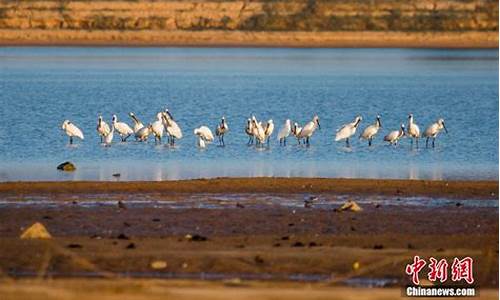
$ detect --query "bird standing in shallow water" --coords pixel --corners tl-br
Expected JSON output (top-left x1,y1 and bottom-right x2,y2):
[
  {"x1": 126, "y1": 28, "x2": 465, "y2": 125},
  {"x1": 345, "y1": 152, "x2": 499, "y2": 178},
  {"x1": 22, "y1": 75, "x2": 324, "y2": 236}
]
[
  {"x1": 162, "y1": 109, "x2": 183, "y2": 146},
  {"x1": 112, "y1": 115, "x2": 133, "y2": 142},
  {"x1": 384, "y1": 124, "x2": 405, "y2": 145},
  {"x1": 277, "y1": 119, "x2": 291, "y2": 146},
  {"x1": 335, "y1": 116, "x2": 362, "y2": 147},
  {"x1": 104, "y1": 123, "x2": 114, "y2": 146},
  {"x1": 264, "y1": 119, "x2": 274, "y2": 145},
  {"x1": 215, "y1": 116, "x2": 229, "y2": 146},
  {"x1": 252, "y1": 118, "x2": 266, "y2": 147},
  {"x1": 151, "y1": 112, "x2": 165, "y2": 144},
  {"x1": 194, "y1": 126, "x2": 214, "y2": 148},
  {"x1": 62, "y1": 120, "x2": 84, "y2": 144},
  {"x1": 423, "y1": 118, "x2": 448, "y2": 148},
  {"x1": 291, "y1": 122, "x2": 303, "y2": 144},
  {"x1": 407, "y1": 114, "x2": 421, "y2": 148},
  {"x1": 245, "y1": 118, "x2": 254, "y2": 145},
  {"x1": 96, "y1": 115, "x2": 110, "y2": 143},
  {"x1": 359, "y1": 115, "x2": 381, "y2": 146},
  {"x1": 129, "y1": 112, "x2": 144, "y2": 140},
  {"x1": 298, "y1": 115, "x2": 320, "y2": 146},
  {"x1": 135, "y1": 124, "x2": 152, "y2": 142}
]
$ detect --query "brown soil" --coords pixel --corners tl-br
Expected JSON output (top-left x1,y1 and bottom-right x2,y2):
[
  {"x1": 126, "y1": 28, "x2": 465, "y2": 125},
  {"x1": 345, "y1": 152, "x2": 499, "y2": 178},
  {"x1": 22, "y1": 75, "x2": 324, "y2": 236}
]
[
  {"x1": 0, "y1": 178, "x2": 497, "y2": 299},
  {"x1": 0, "y1": 279, "x2": 497, "y2": 300},
  {"x1": 0, "y1": 30, "x2": 497, "y2": 48},
  {"x1": 0, "y1": 178, "x2": 497, "y2": 199}
]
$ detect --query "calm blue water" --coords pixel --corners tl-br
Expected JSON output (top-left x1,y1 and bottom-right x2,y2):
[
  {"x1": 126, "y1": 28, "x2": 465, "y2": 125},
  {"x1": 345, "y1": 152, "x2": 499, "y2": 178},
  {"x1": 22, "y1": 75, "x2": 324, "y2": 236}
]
[{"x1": 0, "y1": 47, "x2": 498, "y2": 181}]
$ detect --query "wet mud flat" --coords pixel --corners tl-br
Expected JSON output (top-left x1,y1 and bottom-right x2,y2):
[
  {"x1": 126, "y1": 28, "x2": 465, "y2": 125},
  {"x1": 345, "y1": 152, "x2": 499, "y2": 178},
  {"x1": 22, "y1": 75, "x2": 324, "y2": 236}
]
[{"x1": 0, "y1": 179, "x2": 497, "y2": 299}]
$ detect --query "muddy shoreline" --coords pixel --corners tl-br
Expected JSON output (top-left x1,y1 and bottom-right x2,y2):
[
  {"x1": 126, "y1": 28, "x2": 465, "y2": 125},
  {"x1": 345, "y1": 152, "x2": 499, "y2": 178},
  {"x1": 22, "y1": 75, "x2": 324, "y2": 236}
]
[
  {"x1": 0, "y1": 178, "x2": 497, "y2": 199},
  {"x1": 0, "y1": 30, "x2": 497, "y2": 48},
  {"x1": 0, "y1": 178, "x2": 497, "y2": 297}
]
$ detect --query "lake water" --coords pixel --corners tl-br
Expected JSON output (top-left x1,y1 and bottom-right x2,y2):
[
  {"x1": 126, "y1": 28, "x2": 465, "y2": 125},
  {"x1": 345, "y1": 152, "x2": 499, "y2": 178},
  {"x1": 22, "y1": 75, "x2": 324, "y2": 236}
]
[{"x1": 0, "y1": 47, "x2": 497, "y2": 181}]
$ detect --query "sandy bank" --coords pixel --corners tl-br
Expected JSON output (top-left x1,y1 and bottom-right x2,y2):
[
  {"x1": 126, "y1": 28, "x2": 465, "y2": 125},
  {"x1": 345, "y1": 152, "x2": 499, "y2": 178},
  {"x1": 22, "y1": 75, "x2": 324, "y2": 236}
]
[
  {"x1": 0, "y1": 178, "x2": 497, "y2": 199},
  {"x1": 0, "y1": 279, "x2": 497, "y2": 300},
  {"x1": 0, "y1": 30, "x2": 497, "y2": 48}
]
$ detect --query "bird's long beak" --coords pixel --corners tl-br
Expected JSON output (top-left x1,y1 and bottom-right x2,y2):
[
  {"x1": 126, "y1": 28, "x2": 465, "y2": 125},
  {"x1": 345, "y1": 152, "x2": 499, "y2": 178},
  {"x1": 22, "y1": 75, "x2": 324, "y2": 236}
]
[
  {"x1": 443, "y1": 124, "x2": 448, "y2": 133},
  {"x1": 317, "y1": 122, "x2": 321, "y2": 130}
]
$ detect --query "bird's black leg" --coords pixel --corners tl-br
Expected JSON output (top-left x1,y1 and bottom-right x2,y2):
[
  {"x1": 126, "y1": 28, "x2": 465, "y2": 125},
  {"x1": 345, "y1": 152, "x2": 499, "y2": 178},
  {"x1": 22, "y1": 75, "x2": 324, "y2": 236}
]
[
  {"x1": 426, "y1": 137, "x2": 429, "y2": 148},
  {"x1": 432, "y1": 138, "x2": 435, "y2": 148},
  {"x1": 346, "y1": 138, "x2": 350, "y2": 147},
  {"x1": 416, "y1": 138, "x2": 419, "y2": 149},
  {"x1": 70, "y1": 137, "x2": 73, "y2": 145},
  {"x1": 368, "y1": 138, "x2": 372, "y2": 147},
  {"x1": 284, "y1": 138, "x2": 287, "y2": 146}
]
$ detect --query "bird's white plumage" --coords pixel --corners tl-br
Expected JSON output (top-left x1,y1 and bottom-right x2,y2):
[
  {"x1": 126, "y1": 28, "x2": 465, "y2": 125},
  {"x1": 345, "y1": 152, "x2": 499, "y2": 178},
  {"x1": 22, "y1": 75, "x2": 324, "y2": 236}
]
[
  {"x1": 335, "y1": 116, "x2": 362, "y2": 141},
  {"x1": 264, "y1": 120, "x2": 274, "y2": 139},
  {"x1": 97, "y1": 116, "x2": 111, "y2": 138},
  {"x1": 407, "y1": 114, "x2": 420, "y2": 138},
  {"x1": 151, "y1": 112, "x2": 165, "y2": 140},
  {"x1": 245, "y1": 118, "x2": 253, "y2": 137},
  {"x1": 135, "y1": 124, "x2": 151, "y2": 141},
  {"x1": 360, "y1": 116, "x2": 381, "y2": 140},
  {"x1": 384, "y1": 124, "x2": 405, "y2": 144},
  {"x1": 104, "y1": 125, "x2": 114, "y2": 145},
  {"x1": 162, "y1": 112, "x2": 183, "y2": 139},
  {"x1": 194, "y1": 126, "x2": 214, "y2": 142},
  {"x1": 298, "y1": 115, "x2": 320, "y2": 139},
  {"x1": 197, "y1": 136, "x2": 206, "y2": 148},
  {"x1": 424, "y1": 118, "x2": 446, "y2": 138},
  {"x1": 62, "y1": 120, "x2": 84, "y2": 140},
  {"x1": 252, "y1": 119, "x2": 266, "y2": 144},
  {"x1": 277, "y1": 119, "x2": 291, "y2": 140},
  {"x1": 112, "y1": 115, "x2": 134, "y2": 138},
  {"x1": 129, "y1": 112, "x2": 144, "y2": 134}
]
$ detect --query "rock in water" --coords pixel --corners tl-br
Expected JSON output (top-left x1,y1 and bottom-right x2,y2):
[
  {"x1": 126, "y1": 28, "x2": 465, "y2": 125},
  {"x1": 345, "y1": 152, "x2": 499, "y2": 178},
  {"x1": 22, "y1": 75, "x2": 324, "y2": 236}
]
[
  {"x1": 339, "y1": 200, "x2": 363, "y2": 212},
  {"x1": 57, "y1": 161, "x2": 76, "y2": 171},
  {"x1": 20, "y1": 222, "x2": 52, "y2": 239}
]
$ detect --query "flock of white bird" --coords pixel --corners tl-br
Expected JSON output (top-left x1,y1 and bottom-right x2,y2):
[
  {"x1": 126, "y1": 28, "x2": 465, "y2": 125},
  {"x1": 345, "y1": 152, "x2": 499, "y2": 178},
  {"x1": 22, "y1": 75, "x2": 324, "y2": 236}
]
[{"x1": 61, "y1": 109, "x2": 448, "y2": 149}]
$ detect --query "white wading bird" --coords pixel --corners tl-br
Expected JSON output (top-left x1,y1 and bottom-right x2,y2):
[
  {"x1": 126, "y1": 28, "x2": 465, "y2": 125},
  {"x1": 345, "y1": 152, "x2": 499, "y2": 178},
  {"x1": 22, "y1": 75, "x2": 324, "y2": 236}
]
[
  {"x1": 423, "y1": 118, "x2": 448, "y2": 148},
  {"x1": 104, "y1": 124, "x2": 114, "y2": 146},
  {"x1": 129, "y1": 112, "x2": 144, "y2": 140},
  {"x1": 215, "y1": 116, "x2": 229, "y2": 146},
  {"x1": 151, "y1": 112, "x2": 165, "y2": 144},
  {"x1": 335, "y1": 116, "x2": 362, "y2": 147},
  {"x1": 264, "y1": 119, "x2": 274, "y2": 145},
  {"x1": 112, "y1": 115, "x2": 133, "y2": 142},
  {"x1": 252, "y1": 118, "x2": 266, "y2": 146},
  {"x1": 407, "y1": 114, "x2": 421, "y2": 148},
  {"x1": 62, "y1": 120, "x2": 84, "y2": 144},
  {"x1": 277, "y1": 119, "x2": 291, "y2": 146},
  {"x1": 384, "y1": 124, "x2": 405, "y2": 145},
  {"x1": 194, "y1": 126, "x2": 214, "y2": 148},
  {"x1": 162, "y1": 109, "x2": 182, "y2": 146},
  {"x1": 96, "y1": 115, "x2": 111, "y2": 143},
  {"x1": 135, "y1": 124, "x2": 152, "y2": 142},
  {"x1": 245, "y1": 118, "x2": 254, "y2": 145},
  {"x1": 197, "y1": 135, "x2": 206, "y2": 148},
  {"x1": 359, "y1": 115, "x2": 382, "y2": 146},
  {"x1": 298, "y1": 115, "x2": 320, "y2": 146},
  {"x1": 291, "y1": 122, "x2": 303, "y2": 144}
]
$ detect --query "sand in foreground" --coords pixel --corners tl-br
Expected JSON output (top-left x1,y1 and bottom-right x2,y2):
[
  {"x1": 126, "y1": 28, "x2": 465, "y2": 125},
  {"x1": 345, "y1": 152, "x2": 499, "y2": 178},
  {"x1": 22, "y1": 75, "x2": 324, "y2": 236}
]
[{"x1": 0, "y1": 279, "x2": 498, "y2": 300}]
